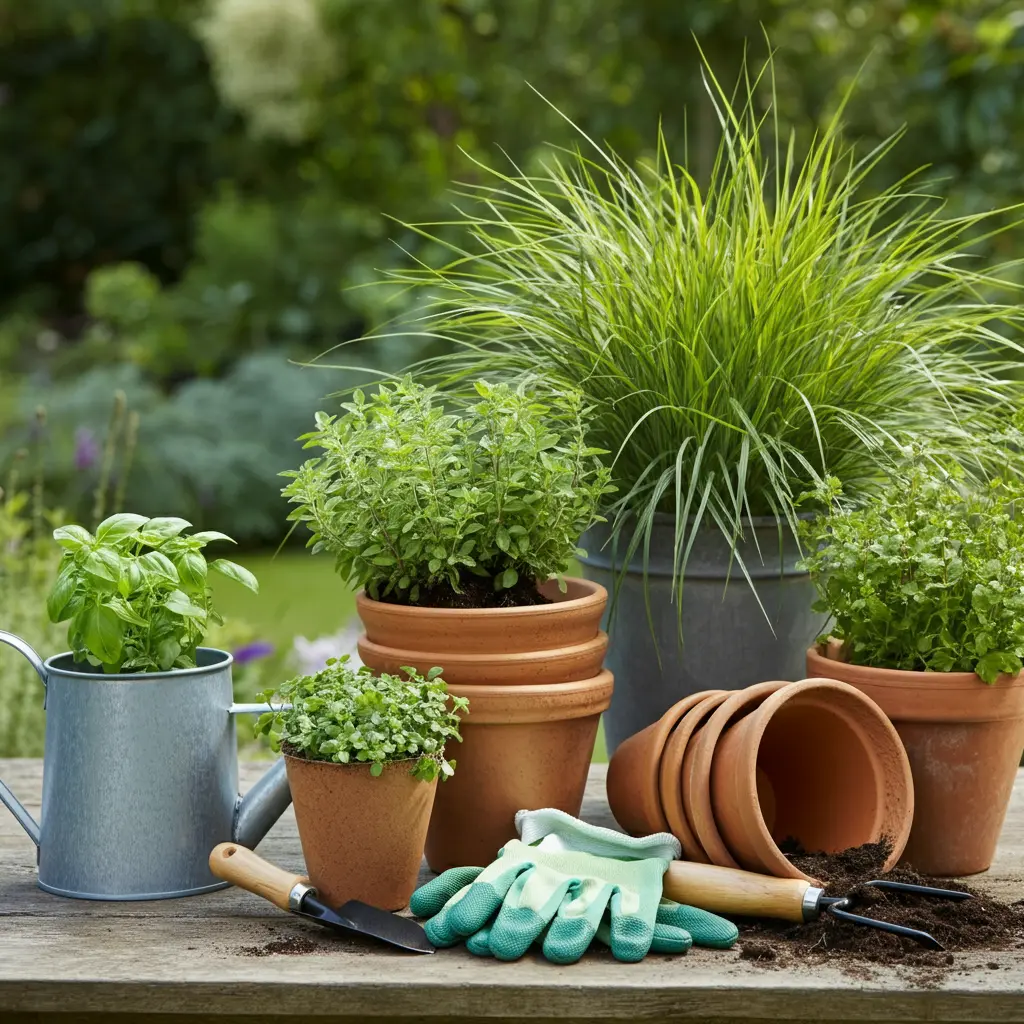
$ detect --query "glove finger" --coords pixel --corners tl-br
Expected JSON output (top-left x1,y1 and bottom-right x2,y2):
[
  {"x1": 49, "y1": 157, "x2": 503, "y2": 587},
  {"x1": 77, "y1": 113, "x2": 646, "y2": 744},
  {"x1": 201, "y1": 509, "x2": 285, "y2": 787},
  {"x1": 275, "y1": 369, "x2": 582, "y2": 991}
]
[
  {"x1": 656, "y1": 899, "x2": 738, "y2": 949},
  {"x1": 489, "y1": 866, "x2": 575, "y2": 962},
  {"x1": 542, "y1": 877, "x2": 614, "y2": 965},
  {"x1": 606, "y1": 889, "x2": 655, "y2": 963},
  {"x1": 410, "y1": 867, "x2": 483, "y2": 918},
  {"x1": 649, "y1": 921, "x2": 693, "y2": 954},
  {"x1": 465, "y1": 923, "x2": 495, "y2": 958},
  {"x1": 445, "y1": 860, "x2": 532, "y2": 937}
]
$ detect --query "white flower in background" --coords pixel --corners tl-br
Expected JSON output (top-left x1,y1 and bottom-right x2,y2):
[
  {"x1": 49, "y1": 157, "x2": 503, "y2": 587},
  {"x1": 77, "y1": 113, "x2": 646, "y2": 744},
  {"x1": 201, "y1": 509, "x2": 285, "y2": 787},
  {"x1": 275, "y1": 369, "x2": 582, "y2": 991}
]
[
  {"x1": 196, "y1": 0, "x2": 333, "y2": 142},
  {"x1": 291, "y1": 623, "x2": 363, "y2": 677}
]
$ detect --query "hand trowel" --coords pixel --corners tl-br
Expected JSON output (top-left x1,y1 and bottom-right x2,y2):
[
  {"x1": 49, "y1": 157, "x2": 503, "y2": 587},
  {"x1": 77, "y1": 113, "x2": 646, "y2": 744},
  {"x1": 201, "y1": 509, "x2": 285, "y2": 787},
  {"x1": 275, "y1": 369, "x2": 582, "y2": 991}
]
[{"x1": 209, "y1": 843, "x2": 434, "y2": 953}]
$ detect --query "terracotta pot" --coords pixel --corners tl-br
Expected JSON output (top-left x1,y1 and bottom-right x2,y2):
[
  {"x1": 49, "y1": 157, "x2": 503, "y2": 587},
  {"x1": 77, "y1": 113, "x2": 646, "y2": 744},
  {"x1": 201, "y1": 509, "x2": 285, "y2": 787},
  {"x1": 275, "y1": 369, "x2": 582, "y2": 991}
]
[
  {"x1": 808, "y1": 644, "x2": 1024, "y2": 875},
  {"x1": 606, "y1": 692, "x2": 710, "y2": 836},
  {"x1": 356, "y1": 579, "x2": 611, "y2": 872},
  {"x1": 682, "y1": 681, "x2": 789, "y2": 869},
  {"x1": 426, "y1": 672, "x2": 613, "y2": 870},
  {"x1": 357, "y1": 631, "x2": 608, "y2": 686},
  {"x1": 709, "y1": 679, "x2": 914, "y2": 881},
  {"x1": 284, "y1": 755, "x2": 436, "y2": 911},
  {"x1": 658, "y1": 691, "x2": 729, "y2": 861},
  {"x1": 357, "y1": 578, "x2": 606, "y2": 654}
]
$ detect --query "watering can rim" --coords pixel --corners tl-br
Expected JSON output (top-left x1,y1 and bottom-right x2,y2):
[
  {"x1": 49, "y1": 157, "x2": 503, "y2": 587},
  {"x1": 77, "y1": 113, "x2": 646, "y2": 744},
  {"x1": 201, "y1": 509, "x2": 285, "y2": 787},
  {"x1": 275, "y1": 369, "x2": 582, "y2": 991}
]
[{"x1": 42, "y1": 646, "x2": 233, "y2": 680}]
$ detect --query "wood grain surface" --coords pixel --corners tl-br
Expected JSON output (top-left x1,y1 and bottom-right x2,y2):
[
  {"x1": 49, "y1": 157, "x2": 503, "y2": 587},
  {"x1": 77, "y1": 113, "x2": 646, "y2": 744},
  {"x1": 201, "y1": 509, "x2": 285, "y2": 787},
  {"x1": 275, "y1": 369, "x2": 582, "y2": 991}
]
[{"x1": 3, "y1": 759, "x2": 1024, "y2": 1023}]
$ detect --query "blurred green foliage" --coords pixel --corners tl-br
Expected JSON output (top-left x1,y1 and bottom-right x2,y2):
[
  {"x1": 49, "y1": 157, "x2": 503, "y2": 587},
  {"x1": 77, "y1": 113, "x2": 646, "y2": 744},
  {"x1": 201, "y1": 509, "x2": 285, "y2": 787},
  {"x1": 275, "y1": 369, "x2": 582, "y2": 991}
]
[{"x1": 2, "y1": 0, "x2": 1022, "y2": 542}]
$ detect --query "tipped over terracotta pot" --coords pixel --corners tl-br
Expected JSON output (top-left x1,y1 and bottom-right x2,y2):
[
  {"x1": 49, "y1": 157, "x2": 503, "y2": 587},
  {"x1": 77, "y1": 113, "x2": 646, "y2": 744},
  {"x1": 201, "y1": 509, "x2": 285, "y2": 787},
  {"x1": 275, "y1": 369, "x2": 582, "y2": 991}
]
[
  {"x1": 285, "y1": 755, "x2": 436, "y2": 911},
  {"x1": 808, "y1": 643, "x2": 1024, "y2": 875},
  {"x1": 357, "y1": 578, "x2": 612, "y2": 870},
  {"x1": 709, "y1": 678, "x2": 913, "y2": 881}
]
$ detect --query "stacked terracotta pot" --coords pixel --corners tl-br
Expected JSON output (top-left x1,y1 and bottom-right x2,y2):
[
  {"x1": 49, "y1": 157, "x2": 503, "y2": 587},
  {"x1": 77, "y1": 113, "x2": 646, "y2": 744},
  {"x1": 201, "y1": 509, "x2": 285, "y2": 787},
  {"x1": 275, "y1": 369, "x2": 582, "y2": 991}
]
[
  {"x1": 607, "y1": 678, "x2": 915, "y2": 882},
  {"x1": 357, "y1": 578, "x2": 613, "y2": 871}
]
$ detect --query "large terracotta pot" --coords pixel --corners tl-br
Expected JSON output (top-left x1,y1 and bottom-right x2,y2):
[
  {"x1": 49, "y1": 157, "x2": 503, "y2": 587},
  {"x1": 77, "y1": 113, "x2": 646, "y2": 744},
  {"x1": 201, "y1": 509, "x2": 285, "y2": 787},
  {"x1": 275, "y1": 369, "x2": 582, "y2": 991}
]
[
  {"x1": 709, "y1": 678, "x2": 913, "y2": 881},
  {"x1": 284, "y1": 755, "x2": 436, "y2": 911},
  {"x1": 356, "y1": 578, "x2": 612, "y2": 871},
  {"x1": 808, "y1": 643, "x2": 1024, "y2": 875}
]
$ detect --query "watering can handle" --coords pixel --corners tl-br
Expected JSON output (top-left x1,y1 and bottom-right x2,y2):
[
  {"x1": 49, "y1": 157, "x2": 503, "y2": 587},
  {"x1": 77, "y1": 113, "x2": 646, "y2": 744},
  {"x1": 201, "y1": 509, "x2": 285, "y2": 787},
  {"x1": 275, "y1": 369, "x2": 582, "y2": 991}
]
[{"x1": 0, "y1": 632, "x2": 47, "y2": 846}]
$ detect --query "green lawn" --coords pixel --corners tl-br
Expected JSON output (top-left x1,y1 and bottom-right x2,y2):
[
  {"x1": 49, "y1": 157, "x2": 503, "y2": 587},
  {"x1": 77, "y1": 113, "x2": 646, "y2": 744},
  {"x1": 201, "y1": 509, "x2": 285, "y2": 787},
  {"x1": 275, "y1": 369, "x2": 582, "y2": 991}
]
[{"x1": 213, "y1": 551, "x2": 607, "y2": 761}]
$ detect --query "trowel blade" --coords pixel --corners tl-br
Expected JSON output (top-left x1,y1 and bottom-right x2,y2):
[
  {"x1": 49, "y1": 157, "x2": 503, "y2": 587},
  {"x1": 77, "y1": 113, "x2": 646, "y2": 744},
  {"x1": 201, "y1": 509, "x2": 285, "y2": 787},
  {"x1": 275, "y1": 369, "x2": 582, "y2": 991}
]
[{"x1": 296, "y1": 891, "x2": 435, "y2": 954}]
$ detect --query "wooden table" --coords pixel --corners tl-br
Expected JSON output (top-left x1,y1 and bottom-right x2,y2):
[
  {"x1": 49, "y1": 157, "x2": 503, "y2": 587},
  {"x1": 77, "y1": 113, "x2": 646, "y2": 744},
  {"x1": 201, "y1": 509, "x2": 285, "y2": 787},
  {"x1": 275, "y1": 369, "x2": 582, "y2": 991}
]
[{"x1": 3, "y1": 760, "x2": 1024, "y2": 1024}]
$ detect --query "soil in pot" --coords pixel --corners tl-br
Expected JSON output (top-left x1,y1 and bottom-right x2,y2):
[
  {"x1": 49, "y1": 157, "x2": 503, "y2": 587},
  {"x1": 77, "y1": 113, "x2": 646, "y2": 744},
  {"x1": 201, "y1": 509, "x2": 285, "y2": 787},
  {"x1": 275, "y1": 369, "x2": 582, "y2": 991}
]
[
  {"x1": 375, "y1": 570, "x2": 552, "y2": 609},
  {"x1": 285, "y1": 753, "x2": 436, "y2": 911},
  {"x1": 739, "y1": 840, "x2": 1024, "y2": 967}
]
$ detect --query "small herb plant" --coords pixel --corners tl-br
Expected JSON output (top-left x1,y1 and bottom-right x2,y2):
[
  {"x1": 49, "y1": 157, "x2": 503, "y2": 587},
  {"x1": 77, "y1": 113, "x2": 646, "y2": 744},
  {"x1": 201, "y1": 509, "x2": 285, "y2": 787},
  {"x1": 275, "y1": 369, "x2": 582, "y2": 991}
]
[
  {"x1": 254, "y1": 656, "x2": 467, "y2": 781},
  {"x1": 800, "y1": 465, "x2": 1024, "y2": 684},
  {"x1": 46, "y1": 513, "x2": 258, "y2": 673},
  {"x1": 281, "y1": 377, "x2": 613, "y2": 607}
]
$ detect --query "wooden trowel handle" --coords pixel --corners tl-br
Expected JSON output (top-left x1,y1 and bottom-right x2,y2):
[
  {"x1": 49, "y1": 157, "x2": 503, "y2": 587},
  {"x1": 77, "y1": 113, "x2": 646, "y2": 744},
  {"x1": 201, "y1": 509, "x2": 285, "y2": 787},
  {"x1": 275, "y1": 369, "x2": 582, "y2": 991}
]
[
  {"x1": 209, "y1": 842, "x2": 308, "y2": 912},
  {"x1": 663, "y1": 860, "x2": 814, "y2": 923}
]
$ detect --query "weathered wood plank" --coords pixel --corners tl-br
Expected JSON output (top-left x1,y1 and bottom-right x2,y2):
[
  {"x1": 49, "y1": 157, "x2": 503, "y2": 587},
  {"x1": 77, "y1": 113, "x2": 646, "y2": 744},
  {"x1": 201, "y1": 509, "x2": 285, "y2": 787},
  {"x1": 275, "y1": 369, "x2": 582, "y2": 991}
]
[{"x1": 2, "y1": 759, "x2": 1024, "y2": 1022}]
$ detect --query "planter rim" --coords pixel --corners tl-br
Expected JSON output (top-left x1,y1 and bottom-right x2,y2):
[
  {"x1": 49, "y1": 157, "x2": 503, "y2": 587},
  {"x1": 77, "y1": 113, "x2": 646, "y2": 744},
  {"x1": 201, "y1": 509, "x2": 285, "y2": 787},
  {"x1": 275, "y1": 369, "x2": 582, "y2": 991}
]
[
  {"x1": 284, "y1": 752, "x2": 432, "y2": 772},
  {"x1": 356, "y1": 576, "x2": 605, "y2": 620},
  {"x1": 809, "y1": 643, "x2": 1022, "y2": 688},
  {"x1": 43, "y1": 647, "x2": 231, "y2": 680},
  {"x1": 726, "y1": 678, "x2": 911, "y2": 881},
  {"x1": 357, "y1": 631, "x2": 608, "y2": 667},
  {"x1": 445, "y1": 670, "x2": 613, "y2": 724}
]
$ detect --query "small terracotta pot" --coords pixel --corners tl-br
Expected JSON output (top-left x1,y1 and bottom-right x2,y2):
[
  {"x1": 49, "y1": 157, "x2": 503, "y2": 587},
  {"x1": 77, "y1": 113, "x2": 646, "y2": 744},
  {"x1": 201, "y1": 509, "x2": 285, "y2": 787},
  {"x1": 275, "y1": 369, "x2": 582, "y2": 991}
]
[
  {"x1": 658, "y1": 691, "x2": 729, "y2": 861},
  {"x1": 808, "y1": 644, "x2": 1024, "y2": 875},
  {"x1": 606, "y1": 692, "x2": 710, "y2": 836},
  {"x1": 285, "y1": 755, "x2": 436, "y2": 911},
  {"x1": 357, "y1": 632, "x2": 608, "y2": 686},
  {"x1": 356, "y1": 579, "x2": 611, "y2": 872},
  {"x1": 426, "y1": 672, "x2": 613, "y2": 870},
  {"x1": 357, "y1": 578, "x2": 606, "y2": 654},
  {"x1": 709, "y1": 678, "x2": 914, "y2": 881},
  {"x1": 682, "y1": 681, "x2": 790, "y2": 869}
]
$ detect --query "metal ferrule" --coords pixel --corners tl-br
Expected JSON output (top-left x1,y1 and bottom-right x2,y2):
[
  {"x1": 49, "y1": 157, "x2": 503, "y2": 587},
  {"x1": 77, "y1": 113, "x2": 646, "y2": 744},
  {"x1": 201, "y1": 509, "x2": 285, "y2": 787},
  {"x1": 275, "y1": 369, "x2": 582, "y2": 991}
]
[
  {"x1": 802, "y1": 886, "x2": 825, "y2": 922},
  {"x1": 288, "y1": 880, "x2": 317, "y2": 912}
]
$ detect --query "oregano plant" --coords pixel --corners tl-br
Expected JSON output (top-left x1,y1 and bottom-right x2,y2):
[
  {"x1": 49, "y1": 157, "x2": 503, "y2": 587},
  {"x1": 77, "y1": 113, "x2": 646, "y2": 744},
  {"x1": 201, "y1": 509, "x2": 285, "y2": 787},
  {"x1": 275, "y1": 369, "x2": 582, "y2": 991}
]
[
  {"x1": 46, "y1": 513, "x2": 258, "y2": 673},
  {"x1": 281, "y1": 377, "x2": 614, "y2": 607},
  {"x1": 254, "y1": 656, "x2": 467, "y2": 782},
  {"x1": 799, "y1": 464, "x2": 1024, "y2": 684}
]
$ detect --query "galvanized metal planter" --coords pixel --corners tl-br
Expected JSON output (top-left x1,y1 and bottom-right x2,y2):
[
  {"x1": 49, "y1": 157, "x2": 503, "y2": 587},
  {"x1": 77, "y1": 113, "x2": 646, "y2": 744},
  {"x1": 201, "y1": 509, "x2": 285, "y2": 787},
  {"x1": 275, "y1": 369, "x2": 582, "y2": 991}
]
[
  {"x1": 0, "y1": 632, "x2": 291, "y2": 900},
  {"x1": 579, "y1": 515, "x2": 822, "y2": 755}
]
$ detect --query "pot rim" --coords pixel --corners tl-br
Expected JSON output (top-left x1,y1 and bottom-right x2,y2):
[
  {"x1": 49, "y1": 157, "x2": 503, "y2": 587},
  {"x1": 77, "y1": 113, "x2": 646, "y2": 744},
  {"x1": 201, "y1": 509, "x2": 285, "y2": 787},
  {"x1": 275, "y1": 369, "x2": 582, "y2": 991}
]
[
  {"x1": 685, "y1": 680, "x2": 791, "y2": 869},
  {"x1": 283, "y1": 752, "x2": 435, "y2": 771},
  {"x1": 356, "y1": 576, "x2": 605, "y2": 620},
  {"x1": 357, "y1": 630, "x2": 609, "y2": 666},
  {"x1": 808, "y1": 643, "x2": 1023, "y2": 687},
  {"x1": 729, "y1": 678, "x2": 911, "y2": 880},
  {"x1": 43, "y1": 647, "x2": 232, "y2": 680},
  {"x1": 446, "y1": 670, "x2": 613, "y2": 724}
]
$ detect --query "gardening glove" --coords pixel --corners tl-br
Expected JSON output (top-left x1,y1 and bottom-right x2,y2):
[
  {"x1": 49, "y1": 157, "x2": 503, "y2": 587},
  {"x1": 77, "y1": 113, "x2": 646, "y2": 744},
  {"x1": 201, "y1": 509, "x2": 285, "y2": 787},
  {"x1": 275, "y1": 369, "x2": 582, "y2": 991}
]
[
  {"x1": 515, "y1": 807, "x2": 739, "y2": 954},
  {"x1": 409, "y1": 838, "x2": 673, "y2": 963}
]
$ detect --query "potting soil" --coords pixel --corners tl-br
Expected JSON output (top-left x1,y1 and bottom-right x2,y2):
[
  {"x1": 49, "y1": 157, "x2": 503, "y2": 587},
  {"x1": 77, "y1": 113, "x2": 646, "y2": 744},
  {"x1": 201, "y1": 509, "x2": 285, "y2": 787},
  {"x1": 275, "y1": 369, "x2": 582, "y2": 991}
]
[{"x1": 737, "y1": 840, "x2": 1024, "y2": 966}]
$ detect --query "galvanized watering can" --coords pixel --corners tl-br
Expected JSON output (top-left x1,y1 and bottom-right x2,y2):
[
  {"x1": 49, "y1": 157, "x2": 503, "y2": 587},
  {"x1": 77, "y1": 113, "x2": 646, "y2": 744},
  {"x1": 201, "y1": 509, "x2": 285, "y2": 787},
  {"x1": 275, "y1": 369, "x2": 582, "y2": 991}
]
[{"x1": 0, "y1": 631, "x2": 292, "y2": 900}]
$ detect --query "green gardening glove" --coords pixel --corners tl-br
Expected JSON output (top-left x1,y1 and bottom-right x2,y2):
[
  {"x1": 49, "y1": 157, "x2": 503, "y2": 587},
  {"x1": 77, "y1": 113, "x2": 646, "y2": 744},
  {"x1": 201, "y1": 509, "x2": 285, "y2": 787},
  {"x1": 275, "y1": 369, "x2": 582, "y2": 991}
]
[{"x1": 410, "y1": 838, "x2": 674, "y2": 963}]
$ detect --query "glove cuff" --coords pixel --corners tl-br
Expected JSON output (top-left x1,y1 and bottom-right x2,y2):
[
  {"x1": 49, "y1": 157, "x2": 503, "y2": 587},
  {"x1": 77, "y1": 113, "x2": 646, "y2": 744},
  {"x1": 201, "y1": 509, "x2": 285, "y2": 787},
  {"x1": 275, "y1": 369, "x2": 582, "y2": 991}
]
[{"x1": 515, "y1": 808, "x2": 681, "y2": 862}]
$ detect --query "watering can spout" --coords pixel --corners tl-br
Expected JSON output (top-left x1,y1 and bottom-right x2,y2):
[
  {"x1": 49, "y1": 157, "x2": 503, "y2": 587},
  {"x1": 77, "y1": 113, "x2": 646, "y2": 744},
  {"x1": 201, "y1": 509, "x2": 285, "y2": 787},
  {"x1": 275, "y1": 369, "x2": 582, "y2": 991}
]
[{"x1": 232, "y1": 757, "x2": 292, "y2": 849}]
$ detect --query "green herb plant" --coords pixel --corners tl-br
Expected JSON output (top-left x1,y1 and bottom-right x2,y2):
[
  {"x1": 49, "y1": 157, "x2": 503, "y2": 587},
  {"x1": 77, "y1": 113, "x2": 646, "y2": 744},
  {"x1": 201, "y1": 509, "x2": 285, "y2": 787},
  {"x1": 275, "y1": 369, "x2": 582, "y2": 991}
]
[
  {"x1": 46, "y1": 513, "x2": 258, "y2": 673},
  {"x1": 375, "y1": 56, "x2": 1024, "y2": 614},
  {"x1": 254, "y1": 656, "x2": 467, "y2": 781},
  {"x1": 800, "y1": 464, "x2": 1024, "y2": 684},
  {"x1": 282, "y1": 377, "x2": 613, "y2": 605}
]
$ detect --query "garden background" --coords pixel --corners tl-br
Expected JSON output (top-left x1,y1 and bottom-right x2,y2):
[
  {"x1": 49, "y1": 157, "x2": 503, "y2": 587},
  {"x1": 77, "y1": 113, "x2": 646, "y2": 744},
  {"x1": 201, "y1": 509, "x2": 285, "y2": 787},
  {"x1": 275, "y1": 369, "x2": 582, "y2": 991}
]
[{"x1": 2, "y1": 0, "x2": 1022, "y2": 757}]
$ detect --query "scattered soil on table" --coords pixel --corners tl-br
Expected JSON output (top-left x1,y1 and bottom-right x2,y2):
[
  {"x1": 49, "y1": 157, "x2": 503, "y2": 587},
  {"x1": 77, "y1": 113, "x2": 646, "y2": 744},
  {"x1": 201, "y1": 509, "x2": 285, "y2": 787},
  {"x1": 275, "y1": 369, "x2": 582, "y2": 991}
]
[
  {"x1": 737, "y1": 839, "x2": 1024, "y2": 970},
  {"x1": 375, "y1": 571, "x2": 551, "y2": 609},
  {"x1": 236, "y1": 928, "x2": 332, "y2": 957}
]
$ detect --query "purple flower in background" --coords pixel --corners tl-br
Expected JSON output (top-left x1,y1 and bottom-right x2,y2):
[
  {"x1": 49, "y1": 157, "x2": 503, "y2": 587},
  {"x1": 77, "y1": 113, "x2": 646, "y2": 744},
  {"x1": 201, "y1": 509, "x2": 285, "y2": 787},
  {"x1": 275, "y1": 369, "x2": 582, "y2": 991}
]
[
  {"x1": 74, "y1": 427, "x2": 100, "y2": 471},
  {"x1": 233, "y1": 641, "x2": 275, "y2": 666}
]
